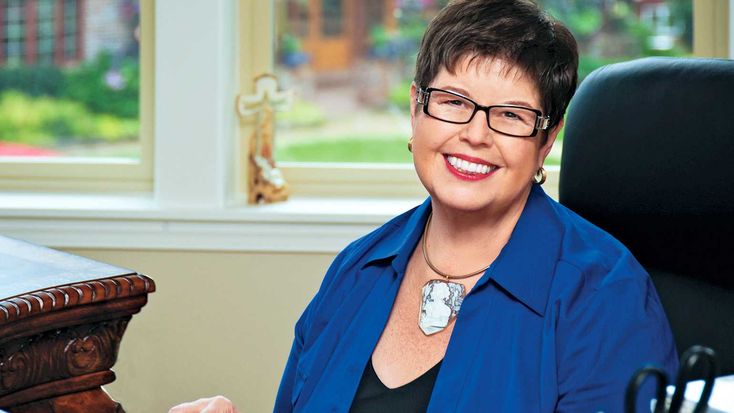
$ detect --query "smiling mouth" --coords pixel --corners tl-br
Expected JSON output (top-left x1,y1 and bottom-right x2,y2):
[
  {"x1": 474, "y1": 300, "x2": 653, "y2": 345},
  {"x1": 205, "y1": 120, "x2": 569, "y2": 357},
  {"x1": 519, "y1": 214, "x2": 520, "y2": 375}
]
[{"x1": 445, "y1": 155, "x2": 498, "y2": 175}]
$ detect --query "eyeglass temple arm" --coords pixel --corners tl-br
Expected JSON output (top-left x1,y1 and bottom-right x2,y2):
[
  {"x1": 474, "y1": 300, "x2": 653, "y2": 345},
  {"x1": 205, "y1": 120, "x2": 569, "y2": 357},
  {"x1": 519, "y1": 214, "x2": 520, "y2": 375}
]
[
  {"x1": 416, "y1": 88, "x2": 428, "y2": 105},
  {"x1": 536, "y1": 116, "x2": 551, "y2": 130}
]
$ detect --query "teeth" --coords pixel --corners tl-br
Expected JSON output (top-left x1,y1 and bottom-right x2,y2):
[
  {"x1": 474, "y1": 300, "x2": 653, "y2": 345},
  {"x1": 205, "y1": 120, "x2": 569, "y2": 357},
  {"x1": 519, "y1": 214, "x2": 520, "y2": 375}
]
[{"x1": 447, "y1": 156, "x2": 495, "y2": 175}]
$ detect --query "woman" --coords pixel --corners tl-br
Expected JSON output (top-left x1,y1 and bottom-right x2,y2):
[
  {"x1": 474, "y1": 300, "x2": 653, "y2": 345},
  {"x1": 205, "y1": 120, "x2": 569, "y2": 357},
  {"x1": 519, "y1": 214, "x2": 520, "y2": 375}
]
[{"x1": 171, "y1": 0, "x2": 677, "y2": 412}]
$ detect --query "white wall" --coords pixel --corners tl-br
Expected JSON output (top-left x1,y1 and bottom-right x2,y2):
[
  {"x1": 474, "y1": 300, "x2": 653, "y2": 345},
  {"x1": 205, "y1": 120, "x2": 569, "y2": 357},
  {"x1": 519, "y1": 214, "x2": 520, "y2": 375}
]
[{"x1": 65, "y1": 248, "x2": 334, "y2": 412}]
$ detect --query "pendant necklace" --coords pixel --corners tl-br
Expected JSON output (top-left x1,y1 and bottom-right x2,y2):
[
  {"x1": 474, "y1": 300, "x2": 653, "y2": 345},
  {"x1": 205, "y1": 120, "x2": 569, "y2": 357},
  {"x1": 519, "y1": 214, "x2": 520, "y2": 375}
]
[{"x1": 418, "y1": 213, "x2": 491, "y2": 336}]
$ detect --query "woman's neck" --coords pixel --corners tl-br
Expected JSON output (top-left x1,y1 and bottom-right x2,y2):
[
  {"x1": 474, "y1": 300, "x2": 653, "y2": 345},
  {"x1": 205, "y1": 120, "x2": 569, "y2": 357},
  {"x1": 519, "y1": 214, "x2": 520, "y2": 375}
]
[{"x1": 424, "y1": 186, "x2": 532, "y2": 275}]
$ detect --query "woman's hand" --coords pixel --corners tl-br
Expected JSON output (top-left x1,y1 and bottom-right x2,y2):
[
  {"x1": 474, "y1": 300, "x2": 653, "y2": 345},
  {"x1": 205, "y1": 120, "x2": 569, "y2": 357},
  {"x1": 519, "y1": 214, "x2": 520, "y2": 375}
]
[{"x1": 168, "y1": 396, "x2": 240, "y2": 413}]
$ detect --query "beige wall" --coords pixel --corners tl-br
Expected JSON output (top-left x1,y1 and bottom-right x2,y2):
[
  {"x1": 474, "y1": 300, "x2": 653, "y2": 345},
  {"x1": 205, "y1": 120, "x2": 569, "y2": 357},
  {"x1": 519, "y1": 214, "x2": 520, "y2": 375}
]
[{"x1": 63, "y1": 248, "x2": 336, "y2": 412}]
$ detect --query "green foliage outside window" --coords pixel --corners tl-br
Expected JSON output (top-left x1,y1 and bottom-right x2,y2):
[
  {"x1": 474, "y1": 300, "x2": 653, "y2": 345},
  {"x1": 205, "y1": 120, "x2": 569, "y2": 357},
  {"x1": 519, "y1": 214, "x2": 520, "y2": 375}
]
[
  {"x1": 0, "y1": 90, "x2": 138, "y2": 146},
  {"x1": 0, "y1": 52, "x2": 139, "y2": 149},
  {"x1": 61, "y1": 53, "x2": 139, "y2": 119}
]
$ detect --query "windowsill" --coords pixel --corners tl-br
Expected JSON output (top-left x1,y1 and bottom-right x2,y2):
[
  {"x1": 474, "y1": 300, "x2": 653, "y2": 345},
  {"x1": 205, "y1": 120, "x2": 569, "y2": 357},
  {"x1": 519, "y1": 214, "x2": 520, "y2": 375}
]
[
  {"x1": 0, "y1": 166, "x2": 559, "y2": 253},
  {"x1": 0, "y1": 191, "x2": 423, "y2": 253}
]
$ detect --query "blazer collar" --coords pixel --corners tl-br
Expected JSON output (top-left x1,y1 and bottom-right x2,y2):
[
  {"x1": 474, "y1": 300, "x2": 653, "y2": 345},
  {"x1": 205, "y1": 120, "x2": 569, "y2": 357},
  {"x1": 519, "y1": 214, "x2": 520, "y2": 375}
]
[
  {"x1": 483, "y1": 185, "x2": 563, "y2": 316},
  {"x1": 362, "y1": 197, "x2": 431, "y2": 274},
  {"x1": 362, "y1": 185, "x2": 563, "y2": 315}
]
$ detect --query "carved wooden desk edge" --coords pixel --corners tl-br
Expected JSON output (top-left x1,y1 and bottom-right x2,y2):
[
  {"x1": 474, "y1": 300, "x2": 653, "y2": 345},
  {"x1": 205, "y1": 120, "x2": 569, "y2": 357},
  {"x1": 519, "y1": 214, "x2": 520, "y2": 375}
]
[{"x1": 0, "y1": 273, "x2": 156, "y2": 412}]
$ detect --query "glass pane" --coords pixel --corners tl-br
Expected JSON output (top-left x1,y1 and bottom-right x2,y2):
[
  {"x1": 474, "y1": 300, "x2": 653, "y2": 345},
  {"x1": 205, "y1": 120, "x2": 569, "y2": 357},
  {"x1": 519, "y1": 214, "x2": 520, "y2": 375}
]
[
  {"x1": 0, "y1": 0, "x2": 141, "y2": 160},
  {"x1": 274, "y1": 0, "x2": 691, "y2": 165},
  {"x1": 540, "y1": 0, "x2": 693, "y2": 79},
  {"x1": 321, "y1": 0, "x2": 344, "y2": 37},
  {"x1": 38, "y1": 0, "x2": 55, "y2": 65},
  {"x1": 63, "y1": 0, "x2": 78, "y2": 58}
]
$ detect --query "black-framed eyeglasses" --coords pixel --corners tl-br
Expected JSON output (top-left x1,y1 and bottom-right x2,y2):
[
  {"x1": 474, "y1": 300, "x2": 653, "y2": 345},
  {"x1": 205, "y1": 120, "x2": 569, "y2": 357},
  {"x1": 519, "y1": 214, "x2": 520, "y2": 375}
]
[{"x1": 417, "y1": 87, "x2": 551, "y2": 138}]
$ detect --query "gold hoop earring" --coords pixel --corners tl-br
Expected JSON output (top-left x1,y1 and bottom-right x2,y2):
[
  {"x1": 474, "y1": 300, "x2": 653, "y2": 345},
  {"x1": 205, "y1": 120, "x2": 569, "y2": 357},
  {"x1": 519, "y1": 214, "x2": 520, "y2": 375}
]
[
  {"x1": 534, "y1": 166, "x2": 547, "y2": 185},
  {"x1": 408, "y1": 137, "x2": 414, "y2": 153}
]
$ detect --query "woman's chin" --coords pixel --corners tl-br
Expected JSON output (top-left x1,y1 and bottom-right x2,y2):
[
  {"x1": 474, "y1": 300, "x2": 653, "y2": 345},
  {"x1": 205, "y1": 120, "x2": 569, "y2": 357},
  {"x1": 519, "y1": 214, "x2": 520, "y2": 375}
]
[
  {"x1": 428, "y1": 182, "x2": 533, "y2": 217},
  {"x1": 430, "y1": 188, "x2": 499, "y2": 214}
]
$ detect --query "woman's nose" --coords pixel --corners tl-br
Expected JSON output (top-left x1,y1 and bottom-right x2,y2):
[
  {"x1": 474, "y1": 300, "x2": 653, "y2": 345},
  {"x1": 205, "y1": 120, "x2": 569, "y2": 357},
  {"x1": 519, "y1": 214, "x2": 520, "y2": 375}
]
[{"x1": 460, "y1": 108, "x2": 494, "y2": 146}]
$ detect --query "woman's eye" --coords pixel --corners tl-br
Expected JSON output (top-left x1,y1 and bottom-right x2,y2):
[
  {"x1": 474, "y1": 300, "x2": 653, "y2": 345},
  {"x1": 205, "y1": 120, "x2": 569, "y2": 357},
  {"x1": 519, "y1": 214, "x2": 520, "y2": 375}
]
[
  {"x1": 501, "y1": 110, "x2": 525, "y2": 121},
  {"x1": 441, "y1": 99, "x2": 466, "y2": 107}
]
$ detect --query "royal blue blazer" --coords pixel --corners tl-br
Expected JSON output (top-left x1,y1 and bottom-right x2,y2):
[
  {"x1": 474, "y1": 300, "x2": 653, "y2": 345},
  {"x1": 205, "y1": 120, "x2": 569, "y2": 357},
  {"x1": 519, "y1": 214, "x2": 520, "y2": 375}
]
[{"x1": 274, "y1": 184, "x2": 678, "y2": 412}]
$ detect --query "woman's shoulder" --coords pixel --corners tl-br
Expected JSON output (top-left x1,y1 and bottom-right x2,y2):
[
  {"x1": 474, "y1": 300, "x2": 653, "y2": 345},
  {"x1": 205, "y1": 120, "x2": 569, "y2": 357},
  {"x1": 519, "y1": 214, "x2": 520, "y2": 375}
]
[
  {"x1": 318, "y1": 201, "x2": 427, "y2": 289},
  {"x1": 540, "y1": 194, "x2": 648, "y2": 288}
]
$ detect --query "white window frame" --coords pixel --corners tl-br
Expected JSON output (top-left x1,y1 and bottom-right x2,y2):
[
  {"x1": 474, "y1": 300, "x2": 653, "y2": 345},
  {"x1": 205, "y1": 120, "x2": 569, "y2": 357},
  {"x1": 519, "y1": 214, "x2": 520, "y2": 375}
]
[{"x1": 0, "y1": 0, "x2": 155, "y2": 192}]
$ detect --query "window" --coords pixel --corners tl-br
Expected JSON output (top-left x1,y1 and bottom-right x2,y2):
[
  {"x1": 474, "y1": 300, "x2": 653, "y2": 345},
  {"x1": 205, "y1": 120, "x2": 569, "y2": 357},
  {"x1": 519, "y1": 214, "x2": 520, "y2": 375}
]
[
  {"x1": 272, "y1": 0, "x2": 693, "y2": 168},
  {"x1": 0, "y1": 0, "x2": 725, "y2": 199},
  {"x1": 249, "y1": 0, "x2": 712, "y2": 198},
  {"x1": 62, "y1": 0, "x2": 80, "y2": 61},
  {"x1": 321, "y1": 0, "x2": 344, "y2": 37},
  {"x1": 3, "y1": 0, "x2": 25, "y2": 66},
  {"x1": 0, "y1": 0, "x2": 152, "y2": 191},
  {"x1": 1, "y1": 0, "x2": 84, "y2": 66},
  {"x1": 37, "y1": 0, "x2": 55, "y2": 65},
  {"x1": 0, "y1": 0, "x2": 727, "y2": 252}
]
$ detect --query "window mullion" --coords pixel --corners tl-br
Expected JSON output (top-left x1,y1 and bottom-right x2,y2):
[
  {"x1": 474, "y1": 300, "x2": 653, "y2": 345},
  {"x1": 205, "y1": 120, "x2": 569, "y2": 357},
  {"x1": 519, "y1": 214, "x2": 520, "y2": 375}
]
[
  {"x1": 154, "y1": 0, "x2": 236, "y2": 209},
  {"x1": 235, "y1": 0, "x2": 275, "y2": 205}
]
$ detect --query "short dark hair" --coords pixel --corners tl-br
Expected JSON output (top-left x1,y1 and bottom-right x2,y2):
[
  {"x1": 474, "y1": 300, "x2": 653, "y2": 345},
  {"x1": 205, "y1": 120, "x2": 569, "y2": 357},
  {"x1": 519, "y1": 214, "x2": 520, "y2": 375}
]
[{"x1": 414, "y1": 0, "x2": 578, "y2": 131}]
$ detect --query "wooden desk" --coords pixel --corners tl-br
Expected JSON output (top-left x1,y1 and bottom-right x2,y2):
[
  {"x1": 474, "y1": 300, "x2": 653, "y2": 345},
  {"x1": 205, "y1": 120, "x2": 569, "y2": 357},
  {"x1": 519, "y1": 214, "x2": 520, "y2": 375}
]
[{"x1": 0, "y1": 236, "x2": 155, "y2": 412}]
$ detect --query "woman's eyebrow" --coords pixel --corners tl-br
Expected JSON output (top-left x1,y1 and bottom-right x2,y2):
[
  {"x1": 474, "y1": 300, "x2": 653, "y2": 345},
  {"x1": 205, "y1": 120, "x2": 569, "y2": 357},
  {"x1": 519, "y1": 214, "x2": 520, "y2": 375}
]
[
  {"x1": 436, "y1": 85, "x2": 539, "y2": 109},
  {"x1": 503, "y1": 100, "x2": 538, "y2": 109},
  {"x1": 436, "y1": 85, "x2": 473, "y2": 97}
]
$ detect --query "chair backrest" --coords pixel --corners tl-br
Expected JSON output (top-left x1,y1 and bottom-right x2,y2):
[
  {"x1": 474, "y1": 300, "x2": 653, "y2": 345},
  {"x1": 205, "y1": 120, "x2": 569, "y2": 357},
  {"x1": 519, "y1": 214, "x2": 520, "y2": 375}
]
[{"x1": 559, "y1": 57, "x2": 734, "y2": 376}]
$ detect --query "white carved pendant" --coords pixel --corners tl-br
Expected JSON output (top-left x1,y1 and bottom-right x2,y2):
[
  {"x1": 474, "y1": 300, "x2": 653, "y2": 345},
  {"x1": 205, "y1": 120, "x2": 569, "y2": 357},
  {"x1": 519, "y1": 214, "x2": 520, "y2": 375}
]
[{"x1": 419, "y1": 279, "x2": 465, "y2": 335}]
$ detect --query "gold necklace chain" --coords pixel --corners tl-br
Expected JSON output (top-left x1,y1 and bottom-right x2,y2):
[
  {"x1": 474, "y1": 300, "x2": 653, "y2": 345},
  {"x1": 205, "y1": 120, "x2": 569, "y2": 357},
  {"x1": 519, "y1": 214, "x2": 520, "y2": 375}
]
[{"x1": 421, "y1": 212, "x2": 492, "y2": 280}]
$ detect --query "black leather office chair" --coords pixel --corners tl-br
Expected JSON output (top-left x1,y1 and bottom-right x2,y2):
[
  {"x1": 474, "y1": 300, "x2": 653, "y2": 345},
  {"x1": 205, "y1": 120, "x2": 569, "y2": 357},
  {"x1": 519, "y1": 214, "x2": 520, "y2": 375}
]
[{"x1": 559, "y1": 57, "x2": 734, "y2": 376}]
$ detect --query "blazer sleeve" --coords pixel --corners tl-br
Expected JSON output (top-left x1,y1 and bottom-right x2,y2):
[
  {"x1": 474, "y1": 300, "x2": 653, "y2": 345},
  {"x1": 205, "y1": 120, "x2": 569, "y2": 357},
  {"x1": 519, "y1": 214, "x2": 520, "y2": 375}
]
[
  {"x1": 272, "y1": 246, "x2": 353, "y2": 412},
  {"x1": 554, "y1": 255, "x2": 678, "y2": 413}
]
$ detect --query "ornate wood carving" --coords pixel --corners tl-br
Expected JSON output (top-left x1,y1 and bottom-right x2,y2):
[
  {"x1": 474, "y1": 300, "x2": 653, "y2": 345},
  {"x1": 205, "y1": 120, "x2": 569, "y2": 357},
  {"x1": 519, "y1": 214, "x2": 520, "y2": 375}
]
[
  {"x1": 0, "y1": 275, "x2": 152, "y2": 327},
  {"x1": 11, "y1": 388, "x2": 125, "y2": 413},
  {"x1": 0, "y1": 237, "x2": 155, "y2": 412},
  {"x1": 0, "y1": 319, "x2": 128, "y2": 395}
]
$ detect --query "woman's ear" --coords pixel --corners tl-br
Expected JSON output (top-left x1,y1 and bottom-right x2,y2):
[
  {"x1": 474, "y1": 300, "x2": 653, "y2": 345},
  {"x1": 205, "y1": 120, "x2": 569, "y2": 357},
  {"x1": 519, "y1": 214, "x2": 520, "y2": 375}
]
[
  {"x1": 410, "y1": 82, "x2": 418, "y2": 129},
  {"x1": 539, "y1": 118, "x2": 564, "y2": 165}
]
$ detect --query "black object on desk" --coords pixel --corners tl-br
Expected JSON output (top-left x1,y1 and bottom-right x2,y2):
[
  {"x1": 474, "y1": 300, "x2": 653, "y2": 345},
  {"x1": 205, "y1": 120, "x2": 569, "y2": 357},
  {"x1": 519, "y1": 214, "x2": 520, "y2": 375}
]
[{"x1": 625, "y1": 346, "x2": 717, "y2": 413}]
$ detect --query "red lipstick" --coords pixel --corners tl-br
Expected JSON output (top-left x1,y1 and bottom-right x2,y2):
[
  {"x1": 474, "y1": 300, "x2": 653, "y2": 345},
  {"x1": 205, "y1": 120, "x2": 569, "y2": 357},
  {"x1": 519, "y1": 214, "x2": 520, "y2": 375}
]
[{"x1": 443, "y1": 154, "x2": 497, "y2": 181}]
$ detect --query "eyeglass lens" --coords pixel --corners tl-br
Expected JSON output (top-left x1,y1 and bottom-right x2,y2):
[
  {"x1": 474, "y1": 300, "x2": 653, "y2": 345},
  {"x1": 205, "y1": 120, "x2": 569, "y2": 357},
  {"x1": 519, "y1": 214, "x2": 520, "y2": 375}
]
[{"x1": 426, "y1": 89, "x2": 538, "y2": 136}]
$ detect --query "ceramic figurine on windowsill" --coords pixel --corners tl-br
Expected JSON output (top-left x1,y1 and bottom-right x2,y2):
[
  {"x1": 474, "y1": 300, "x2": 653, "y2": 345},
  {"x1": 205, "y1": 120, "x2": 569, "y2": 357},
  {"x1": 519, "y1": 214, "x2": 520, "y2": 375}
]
[{"x1": 237, "y1": 73, "x2": 291, "y2": 204}]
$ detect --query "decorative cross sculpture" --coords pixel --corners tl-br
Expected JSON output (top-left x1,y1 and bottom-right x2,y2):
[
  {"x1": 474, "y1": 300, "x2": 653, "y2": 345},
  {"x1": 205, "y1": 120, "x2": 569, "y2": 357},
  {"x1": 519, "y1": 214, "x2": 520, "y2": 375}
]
[{"x1": 237, "y1": 74, "x2": 293, "y2": 204}]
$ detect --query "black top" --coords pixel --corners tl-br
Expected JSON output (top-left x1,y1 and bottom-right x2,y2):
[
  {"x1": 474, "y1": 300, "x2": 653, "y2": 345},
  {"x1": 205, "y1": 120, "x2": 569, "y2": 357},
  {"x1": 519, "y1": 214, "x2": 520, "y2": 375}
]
[{"x1": 349, "y1": 358, "x2": 443, "y2": 413}]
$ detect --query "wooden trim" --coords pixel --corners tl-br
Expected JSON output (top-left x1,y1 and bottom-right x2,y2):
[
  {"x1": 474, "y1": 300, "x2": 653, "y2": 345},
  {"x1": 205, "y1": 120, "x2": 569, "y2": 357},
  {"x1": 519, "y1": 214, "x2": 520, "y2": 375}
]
[
  {"x1": 139, "y1": 0, "x2": 155, "y2": 182},
  {"x1": 385, "y1": 0, "x2": 396, "y2": 31},
  {"x1": 0, "y1": 371, "x2": 115, "y2": 407},
  {"x1": 0, "y1": 274, "x2": 154, "y2": 327},
  {"x1": 693, "y1": 0, "x2": 730, "y2": 57},
  {"x1": 238, "y1": 0, "x2": 275, "y2": 198},
  {"x1": 309, "y1": 0, "x2": 319, "y2": 40}
]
